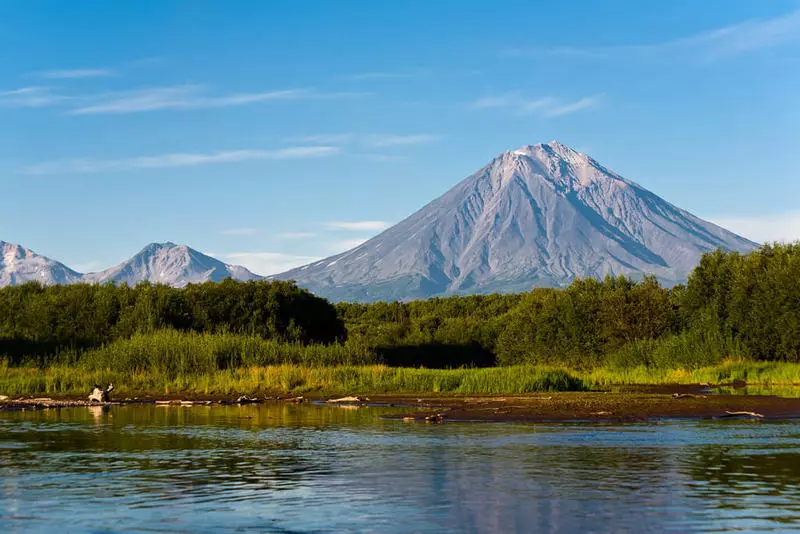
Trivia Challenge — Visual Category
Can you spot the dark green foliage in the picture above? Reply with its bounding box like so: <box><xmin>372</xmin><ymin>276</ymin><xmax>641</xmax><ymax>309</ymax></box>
<box><xmin>0</xmin><ymin>280</ymin><xmax>345</xmax><ymax>365</ymax></box>
<box><xmin>683</xmin><ymin>242</ymin><xmax>800</xmax><ymax>361</ymax></box>
<box><xmin>337</xmin><ymin>244</ymin><xmax>800</xmax><ymax>368</ymax></box>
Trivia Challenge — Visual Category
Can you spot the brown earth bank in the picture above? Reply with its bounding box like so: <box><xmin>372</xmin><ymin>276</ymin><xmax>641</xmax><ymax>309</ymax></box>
<box><xmin>3</xmin><ymin>388</ymin><xmax>800</xmax><ymax>421</ymax></box>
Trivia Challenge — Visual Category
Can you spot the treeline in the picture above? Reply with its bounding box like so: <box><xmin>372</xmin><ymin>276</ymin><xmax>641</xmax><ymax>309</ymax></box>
<box><xmin>0</xmin><ymin>243</ymin><xmax>798</xmax><ymax>370</ymax></box>
<box><xmin>0</xmin><ymin>279</ymin><xmax>345</xmax><ymax>364</ymax></box>
<box><xmin>338</xmin><ymin>243</ymin><xmax>800</xmax><ymax>367</ymax></box>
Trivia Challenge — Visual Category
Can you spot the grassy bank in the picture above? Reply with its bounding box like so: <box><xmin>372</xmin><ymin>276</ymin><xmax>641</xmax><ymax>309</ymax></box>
<box><xmin>3</xmin><ymin>359</ymin><xmax>800</xmax><ymax>398</ymax></box>
<box><xmin>587</xmin><ymin>360</ymin><xmax>800</xmax><ymax>387</ymax></box>
<box><xmin>0</xmin><ymin>363</ymin><xmax>585</xmax><ymax>397</ymax></box>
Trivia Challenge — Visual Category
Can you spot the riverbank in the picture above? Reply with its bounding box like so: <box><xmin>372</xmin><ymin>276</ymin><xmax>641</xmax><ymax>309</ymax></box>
<box><xmin>3</xmin><ymin>390</ymin><xmax>800</xmax><ymax>421</ymax></box>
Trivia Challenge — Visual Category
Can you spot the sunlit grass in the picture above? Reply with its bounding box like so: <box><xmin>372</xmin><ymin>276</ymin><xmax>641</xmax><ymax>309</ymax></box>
<box><xmin>0</xmin><ymin>363</ymin><xmax>587</xmax><ymax>397</ymax></box>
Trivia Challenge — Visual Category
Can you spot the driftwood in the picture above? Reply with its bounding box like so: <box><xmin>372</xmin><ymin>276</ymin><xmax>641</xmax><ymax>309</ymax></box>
<box><xmin>721</xmin><ymin>410</ymin><xmax>764</xmax><ymax>419</ymax></box>
<box><xmin>0</xmin><ymin>395</ymin><xmax>8</xmax><ymax>401</ymax></box>
<box><xmin>326</xmin><ymin>396</ymin><xmax>367</xmax><ymax>404</ymax></box>
<box><xmin>424</xmin><ymin>413</ymin><xmax>446</xmax><ymax>423</ymax></box>
<box><xmin>236</xmin><ymin>395</ymin><xmax>262</xmax><ymax>404</ymax></box>
<box><xmin>672</xmin><ymin>393</ymin><xmax>707</xmax><ymax>399</ymax></box>
<box><xmin>88</xmin><ymin>384</ymin><xmax>114</xmax><ymax>403</ymax></box>
<box><xmin>155</xmin><ymin>399</ymin><xmax>197</xmax><ymax>406</ymax></box>
<box><xmin>591</xmin><ymin>411</ymin><xmax>614</xmax><ymax>416</ymax></box>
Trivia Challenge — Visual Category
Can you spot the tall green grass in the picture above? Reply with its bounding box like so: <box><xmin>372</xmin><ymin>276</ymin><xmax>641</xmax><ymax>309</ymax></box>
<box><xmin>588</xmin><ymin>360</ymin><xmax>800</xmax><ymax>387</ymax></box>
<box><xmin>604</xmin><ymin>329</ymin><xmax>744</xmax><ymax>369</ymax></box>
<box><xmin>72</xmin><ymin>330</ymin><xmax>378</xmax><ymax>377</ymax></box>
<box><xmin>3</xmin><ymin>360</ymin><xmax>800</xmax><ymax>398</ymax></box>
<box><xmin>0</xmin><ymin>363</ymin><xmax>587</xmax><ymax>397</ymax></box>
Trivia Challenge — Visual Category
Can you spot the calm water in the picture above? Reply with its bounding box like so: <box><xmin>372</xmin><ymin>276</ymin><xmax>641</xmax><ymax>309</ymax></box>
<box><xmin>1</xmin><ymin>404</ymin><xmax>800</xmax><ymax>533</ymax></box>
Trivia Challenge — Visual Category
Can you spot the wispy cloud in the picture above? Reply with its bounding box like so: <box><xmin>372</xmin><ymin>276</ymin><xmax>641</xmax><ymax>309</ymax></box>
<box><xmin>505</xmin><ymin>10</ymin><xmax>800</xmax><ymax>60</ymax></box>
<box><xmin>545</xmin><ymin>96</ymin><xmax>603</xmax><ymax>117</ymax></box>
<box><xmin>363</xmin><ymin>133</ymin><xmax>439</xmax><ymax>148</ymax></box>
<box><xmin>220</xmin><ymin>228</ymin><xmax>260</xmax><ymax>237</ymax></box>
<box><xmin>22</xmin><ymin>146</ymin><xmax>339</xmax><ymax>175</ymax></box>
<box><xmin>277</xmin><ymin>232</ymin><xmax>316</xmax><ymax>239</ymax></box>
<box><xmin>290</xmin><ymin>133</ymin><xmax>356</xmax><ymax>145</ymax></box>
<box><xmin>356</xmin><ymin>153</ymin><xmax>408</xmax><ymax>163</ymax></box>
<box><xmin>2</xmin><ymin>84</ymin><xmax>368</xmax><ymax>114</ymax></box>
<box><xmin>470</xmin><ymin>92</ymin><xmax>602</xmax><ymax>117</ymax></box>
<box><xmin>324</xmin><ymin>221</ymin><xmax>390</xmax><ymax>231</ymax></box>
<box><xmin>290</xmin><ymin>132</ymin><xmax>438</xmax><ymax>150</ymax></box>
<box><xmin>69</xmin><ymin>85</ymin><xmax>368</xmax><ymax>114</ymax></box>
<box><xmin>0</xmin><ymin>87</ymin><xmax>66</xmax><ymax>108</ymax></box>
<box><xmin>709</xmin><ymin>212</ymin><xmax>800</xmax><ymax>244</ymax></box>
<box><xmin>328</xmin><ymin>238</ymin><xmax>371</xmax><ymax>253</ymax></box>
<box><xmin>222</xmin><ymin>252</ymin><xmax>320</xmax><ymax>276</ymax></box>
<box><xmin>341</xmin><ymin>68</ymin><xmax>430</xmax><ymax>81</ymax></box>
<box><xmin>38</xmin><ymin>68</ymin><xmax>115</xmax><ymax>79</ymax></box>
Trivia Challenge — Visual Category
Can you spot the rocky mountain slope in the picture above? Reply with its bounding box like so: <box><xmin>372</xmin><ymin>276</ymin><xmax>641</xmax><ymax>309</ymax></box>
<box><xmin>0</xmin><ymin>240</ymin><xmax>83</xmax><ymax>286</ymax></box>
<box><xmin>276</xmin><ymin>141</ymin><xmax>757</xmax><ymax>301</ymax></box>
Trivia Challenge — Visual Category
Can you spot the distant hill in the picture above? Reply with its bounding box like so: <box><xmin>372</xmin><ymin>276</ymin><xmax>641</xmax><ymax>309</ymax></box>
<box><xmin>83</xmin><ymin>242</ymin><xmax>263</xmax><ymax>287</ymax></box>
<box><xmin>0</xmin><ymin>241</ymin><xmax>261</xmax><ymax>288</ymax></box>
<box><xmin>275</xmin><ymin>141</ymin><xmax>757</xmax><ymax>302</ymax></box>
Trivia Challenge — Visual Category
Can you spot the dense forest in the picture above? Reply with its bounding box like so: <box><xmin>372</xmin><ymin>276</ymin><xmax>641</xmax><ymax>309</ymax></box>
<box><xmin>0</xmin><ymin>243</ymin><xmax>798</xmax><ymax>371</ymax></box>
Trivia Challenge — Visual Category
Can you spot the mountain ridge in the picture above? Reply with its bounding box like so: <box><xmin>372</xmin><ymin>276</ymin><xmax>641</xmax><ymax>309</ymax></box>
<box><xmin>0</xmin><ymin>241</ymin><xmax>262</xmax><ymax>288</ymax></box>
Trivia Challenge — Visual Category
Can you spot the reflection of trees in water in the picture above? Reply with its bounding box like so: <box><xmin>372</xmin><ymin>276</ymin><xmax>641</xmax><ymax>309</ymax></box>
<box><xmin>332</xmin><ymin>434</ymin><xmax>689</xmax><ymax>533</ymax></box>
<box><xmin>0</xmin><ymin>404</ymin><xmax>387</xmax><ymax>504</ymax></box>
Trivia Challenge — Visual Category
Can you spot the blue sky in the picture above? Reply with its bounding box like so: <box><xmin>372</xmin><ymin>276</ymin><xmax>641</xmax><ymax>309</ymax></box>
<box><xmin>2</xmin><ymin>0</ymin><xmax>799</xmax><ymax>275</ymax></box>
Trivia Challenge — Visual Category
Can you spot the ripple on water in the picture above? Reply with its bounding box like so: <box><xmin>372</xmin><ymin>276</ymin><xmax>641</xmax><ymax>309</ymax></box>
<box><xmin>2</xmin><ymin>406</ymin><xmax>800</xmax><ymax>532</ymax></box>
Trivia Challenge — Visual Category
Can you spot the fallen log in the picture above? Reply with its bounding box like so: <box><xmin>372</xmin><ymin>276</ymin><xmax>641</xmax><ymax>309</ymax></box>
<box><xmin>236</xmin><ymin>395</ymin><xmax>262</xmax><ymax>404</ymax></box>
<box><xmin>326</xmin><ymin>396</ymin><xmax>367</xmax><ymax>404</ymax></box>
<box><xmin>672</xmin><ymin>393</ymin><xmax>707</xmax><ymax>399</ymax></box>
<box><xmin>721</xmin><ymin>410</ymin><xmax>764</xmax><ymax>419</ymax></box>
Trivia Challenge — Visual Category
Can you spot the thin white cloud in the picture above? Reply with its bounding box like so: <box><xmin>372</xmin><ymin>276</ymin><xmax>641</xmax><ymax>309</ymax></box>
<box><xmin>341</xmin><ymin>69</ymin><xmax>430</xmax><ymax>81</ymax></box>
<box><xmin>69</xmin><ymin>85</ymin><xmax>368</xmax><ymax>114</ymax></box>
<box><xmin>38</xmin><ymin>69</ymin><xmax>115</xmax><ymax>79</ymax></box>
<box><xmin>290</xmin><ymin>133</ymin><xmax>356</xmax><ymax>145</ymax></box>
<box><xmin>222</xmin><ymin>252</ymin><xmax>320</xmax><ymax>276</ymax></box>
<box><xmin>506</xmin><ymin>10</ymin><xmax>800</xmax><ymax>60</ymax></box>
<box><xmin>324</xmin><ymin>221</ymin><xmax>391</xmax><ymax>231</ymax></box>
<box><xmin>277</xmin><ymin>232</ymin><xmax>317</xmax><ymax>239</ymax></box>
<box><xmin>70</xmin><ymin>261</ymin><xmax>105</xmax><ymax>273</ymax></box>
<box><xmin>0</xmin><ymin>87</ymin><xmax>66</xmax><ymax>108</ymax></box>
<box><xmin>22</xmin><ymin>146</ymin><xmax>339</xmax><ymax>175</ymax></box>
<box><xmin>470</xmin><ymin>92</ymin><xmax>602</xmax><ymax>117</ymax></box>
<box><xmin>363</xmin><ymin>134</ymin><xmax>439</xmax><ymax>148</ymax></box>
<box><xmin>544</xmin><ymin>95</ymin><xmax>603</xmax><ymax>117</ymax></box>
<box><xmin>356</xmin><ymin>153</ymin><xmax>408</xmax><ymax>162</ymax></box>
<box><xmin>709</xmin><ymin>212</ymin><xmax>800</xmax><ymax>244</ymax></box>
<box><xmin>329</xmin><ymin>238</ymin><xmax>370</xmax><ymax>253</ymax></box>
<box><xmin>220</xmin><ymin>228</ymin><xmax>260</xmax><ymax>237</ymax></box>
<box><xmin>290</xmin><ymin>132</ymin><xmax>438</xmax><ymax>149</ymax></box>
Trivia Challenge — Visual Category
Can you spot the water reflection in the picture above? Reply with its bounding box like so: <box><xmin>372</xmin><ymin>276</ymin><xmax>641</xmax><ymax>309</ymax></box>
<box><xmin>1</xmin><ymin>405</ymin><xmax>800</xmax><ymax>533</ymax></box>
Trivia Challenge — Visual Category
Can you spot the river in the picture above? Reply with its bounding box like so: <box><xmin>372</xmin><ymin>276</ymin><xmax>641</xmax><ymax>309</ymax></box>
<box><xmin>1</xmin><ymin>403</ymin><xmax>799</xmax><ymax>533</ymax></box>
